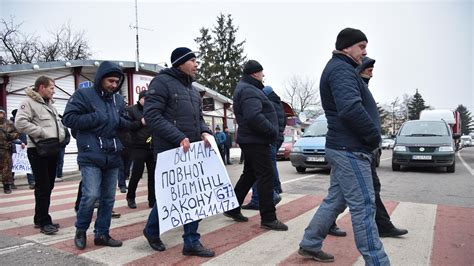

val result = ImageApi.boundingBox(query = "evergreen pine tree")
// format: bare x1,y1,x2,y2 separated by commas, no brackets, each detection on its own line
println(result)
407,89,429,120
195,13,246,98
455,104,473,135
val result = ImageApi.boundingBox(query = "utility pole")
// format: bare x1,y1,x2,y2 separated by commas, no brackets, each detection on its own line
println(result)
131,0,153,72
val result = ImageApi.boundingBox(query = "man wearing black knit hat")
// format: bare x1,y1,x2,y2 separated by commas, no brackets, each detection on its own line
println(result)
298,28,390,264
142,47,215,257
223,59,288,231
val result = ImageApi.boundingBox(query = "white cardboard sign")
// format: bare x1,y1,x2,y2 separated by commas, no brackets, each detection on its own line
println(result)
155,137,238,235
12,144,32,173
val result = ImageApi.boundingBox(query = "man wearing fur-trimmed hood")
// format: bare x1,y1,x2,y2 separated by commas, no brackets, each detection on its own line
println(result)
15,76,66,235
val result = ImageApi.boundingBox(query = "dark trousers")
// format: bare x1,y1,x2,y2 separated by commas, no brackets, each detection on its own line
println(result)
224,146,231,164
372,162,394,232
28,148,58,226
229,143,276,223
127,149,156,206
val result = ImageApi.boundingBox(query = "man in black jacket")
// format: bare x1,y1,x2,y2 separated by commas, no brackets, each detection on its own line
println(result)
142,47,214,257
329,57,408,238
126,90,155,209
224,60,288,231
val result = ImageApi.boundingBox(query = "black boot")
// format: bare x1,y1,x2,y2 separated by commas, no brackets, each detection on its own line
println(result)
3,184,11,194
74,230,87,250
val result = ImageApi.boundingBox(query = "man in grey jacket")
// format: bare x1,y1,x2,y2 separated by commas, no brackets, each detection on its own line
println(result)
15,76,66,235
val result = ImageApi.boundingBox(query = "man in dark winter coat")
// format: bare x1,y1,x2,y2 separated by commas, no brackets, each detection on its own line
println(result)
224,60,288,231
63,61,132,250
126,90,156,209
329,57,408,238
298,28,389,265
142,47,215,257
242,85,285,210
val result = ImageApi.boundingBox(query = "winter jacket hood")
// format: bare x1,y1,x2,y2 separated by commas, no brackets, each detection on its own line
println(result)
94,61,125,97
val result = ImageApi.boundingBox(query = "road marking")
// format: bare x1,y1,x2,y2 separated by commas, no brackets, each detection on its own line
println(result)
281,174,317,184
381,157,392,161
457,152,474,176
0,242,35,255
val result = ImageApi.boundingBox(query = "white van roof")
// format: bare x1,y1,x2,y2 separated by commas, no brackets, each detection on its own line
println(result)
419,110,455,125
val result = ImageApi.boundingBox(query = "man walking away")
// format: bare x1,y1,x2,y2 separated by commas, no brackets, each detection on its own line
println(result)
224,60,288,231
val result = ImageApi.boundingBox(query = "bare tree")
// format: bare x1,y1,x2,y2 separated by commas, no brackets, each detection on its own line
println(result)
0,17,39,64
1,18,92,64
284,75,322,118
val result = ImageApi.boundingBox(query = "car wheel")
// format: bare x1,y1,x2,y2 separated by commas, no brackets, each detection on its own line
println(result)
447,161,455,173
392,163,400,171
296,166,306,173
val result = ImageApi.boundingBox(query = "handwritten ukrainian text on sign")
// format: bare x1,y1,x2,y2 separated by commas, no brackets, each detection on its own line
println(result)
12,144,32,173
155,138,238,235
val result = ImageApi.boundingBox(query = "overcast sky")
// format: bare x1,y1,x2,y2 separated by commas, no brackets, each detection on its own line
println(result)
2,0,473,112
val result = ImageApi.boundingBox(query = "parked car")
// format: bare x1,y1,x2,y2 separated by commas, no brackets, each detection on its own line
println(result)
290,115,329,173
277,136,296,160
392,120,458,173
460,135,472,147
381,138,395,149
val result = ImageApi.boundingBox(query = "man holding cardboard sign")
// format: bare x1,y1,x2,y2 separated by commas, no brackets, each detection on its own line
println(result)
143,47,215,257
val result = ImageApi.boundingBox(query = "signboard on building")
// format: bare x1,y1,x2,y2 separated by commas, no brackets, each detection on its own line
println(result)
132,74,154,103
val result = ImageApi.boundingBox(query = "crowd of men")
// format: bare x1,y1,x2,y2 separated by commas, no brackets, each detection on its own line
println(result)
0,27,408,265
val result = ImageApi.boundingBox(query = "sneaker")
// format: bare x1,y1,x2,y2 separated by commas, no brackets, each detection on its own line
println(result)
94,234,122,247
298,247,334,262
328,224,347,237
379,227,408,238
182,243,215,257
143,229,165,251
119,187,127,193
223,211,248,222
241,203,259,210
10,184,17,189
29,183,35,190
3,184,12,194
127,198,137,209
261,220,288,231
74,230,87,250
40,224,59,235
55,177,63,182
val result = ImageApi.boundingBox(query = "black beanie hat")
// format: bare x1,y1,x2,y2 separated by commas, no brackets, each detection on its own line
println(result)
356,57,376,73
171,47,197,68
138,90,147,100
336,28,368,51
243,60,263,75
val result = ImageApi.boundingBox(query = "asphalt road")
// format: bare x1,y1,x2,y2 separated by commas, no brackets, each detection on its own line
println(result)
226,146,474,208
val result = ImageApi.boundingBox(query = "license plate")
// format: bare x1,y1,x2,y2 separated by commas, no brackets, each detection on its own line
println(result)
307,156,325,162
412,155,432,160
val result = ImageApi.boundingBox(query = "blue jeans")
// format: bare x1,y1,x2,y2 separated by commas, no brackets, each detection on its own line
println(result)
299,148,389,266
249,144,280,205
75,166,118,237
56,147,65,177
26,173,35,184
145,203,201,248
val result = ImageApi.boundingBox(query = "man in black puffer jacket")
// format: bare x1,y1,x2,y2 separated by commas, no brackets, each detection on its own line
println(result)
298,28,389,265
126,90,155,209
142,47,214,257
224,60,288,231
